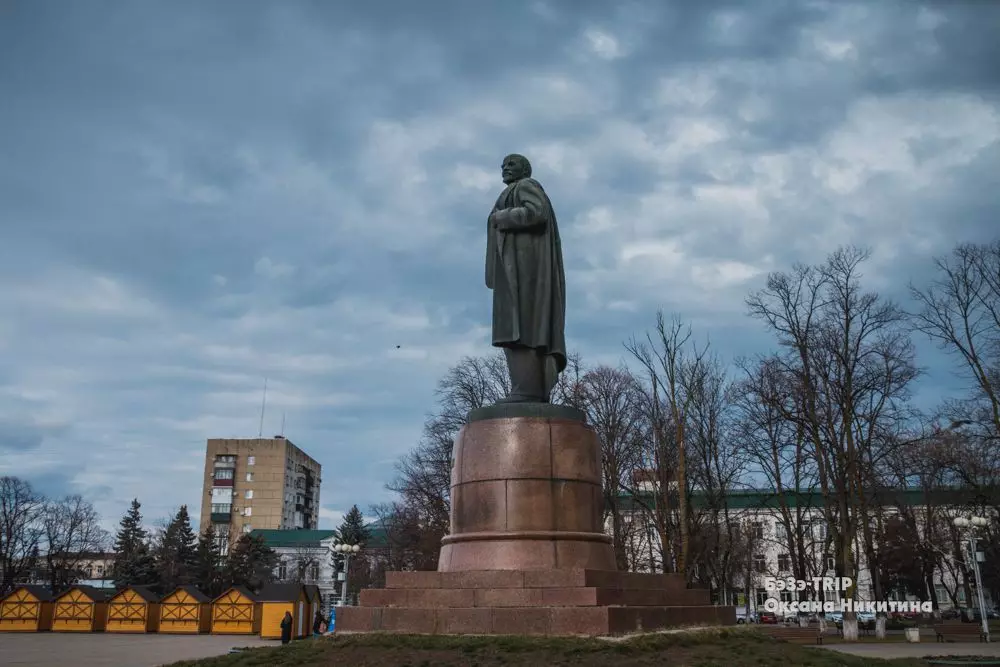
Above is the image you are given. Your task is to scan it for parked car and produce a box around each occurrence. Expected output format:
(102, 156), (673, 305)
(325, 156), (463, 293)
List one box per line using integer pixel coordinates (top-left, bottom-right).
(735, 608), (758, 624)
(971, 607), (1000, 621)
(758, 611), (779, 624)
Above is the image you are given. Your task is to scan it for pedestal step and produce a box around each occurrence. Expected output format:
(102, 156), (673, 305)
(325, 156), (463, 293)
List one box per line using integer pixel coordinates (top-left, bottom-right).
(361, 586), (709, 608)
(386, 569), (695, 591)
(337, 604), (736, 636)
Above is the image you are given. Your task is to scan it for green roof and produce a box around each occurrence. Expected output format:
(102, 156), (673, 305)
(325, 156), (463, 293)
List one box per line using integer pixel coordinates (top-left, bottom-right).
(615, 487), (989, 511)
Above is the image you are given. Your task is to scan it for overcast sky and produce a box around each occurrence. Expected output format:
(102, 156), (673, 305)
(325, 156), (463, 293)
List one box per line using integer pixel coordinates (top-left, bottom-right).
(2, 0), (998, 533)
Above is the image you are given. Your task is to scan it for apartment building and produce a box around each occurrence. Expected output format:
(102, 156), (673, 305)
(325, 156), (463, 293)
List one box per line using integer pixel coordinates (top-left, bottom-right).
(199, 436), (321, 554)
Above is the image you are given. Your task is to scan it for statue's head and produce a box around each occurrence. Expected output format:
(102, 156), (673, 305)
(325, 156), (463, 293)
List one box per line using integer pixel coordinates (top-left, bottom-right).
(501, 154), (532, 184)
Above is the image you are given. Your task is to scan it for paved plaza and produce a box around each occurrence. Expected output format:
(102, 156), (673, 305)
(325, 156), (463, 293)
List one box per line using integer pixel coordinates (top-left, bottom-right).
(822, 641), (1000, 659)
(0, 633), (274, 667)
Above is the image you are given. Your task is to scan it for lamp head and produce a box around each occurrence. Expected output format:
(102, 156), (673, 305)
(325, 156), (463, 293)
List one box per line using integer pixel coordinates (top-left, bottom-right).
(954, 517), (970, 528)
(972, 516), (988, 527)
(352, 544), (361, 553)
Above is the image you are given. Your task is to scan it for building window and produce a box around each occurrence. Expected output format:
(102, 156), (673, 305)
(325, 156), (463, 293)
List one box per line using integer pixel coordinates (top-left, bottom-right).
(310, 562), (319, 581)
(242, 523), (252, 534)
(754, 554), (767, 573)
(775, 522), (787, 542)
(247, 455), (255, 465)
(245, 489), (253, 499)
(214, 468), (234, 480)
(244, 506), (252, 517)
(780, 590), (793, 603)
(752, 522), (764, 540)
(278, 560), (287, 580)
(211, 503), (232, 514)
(246, 472), (254, 482)
(755, 588), (768, 606)
(813, 522), (827, 540)
(825, 555), (835, 571)
(777, 554), (790, 571)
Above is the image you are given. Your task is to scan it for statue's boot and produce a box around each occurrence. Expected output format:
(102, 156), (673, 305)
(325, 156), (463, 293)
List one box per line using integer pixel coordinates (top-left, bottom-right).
(499, 346), (555, 403)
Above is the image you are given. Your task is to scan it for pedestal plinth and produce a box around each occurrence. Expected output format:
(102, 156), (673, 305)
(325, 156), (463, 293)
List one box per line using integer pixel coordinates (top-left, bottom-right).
(438, 403), (616, 572)
(337, 403), (736, 636)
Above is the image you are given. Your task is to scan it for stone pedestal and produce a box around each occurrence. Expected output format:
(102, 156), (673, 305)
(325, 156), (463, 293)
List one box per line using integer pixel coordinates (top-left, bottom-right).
(337, 404), (735, 636)
(439, 403), (615, 572)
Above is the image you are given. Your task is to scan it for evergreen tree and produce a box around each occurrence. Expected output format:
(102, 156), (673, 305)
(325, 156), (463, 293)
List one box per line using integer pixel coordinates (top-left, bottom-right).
(111, 499), (157, 587)
(154, 505), (198, 593)
(224, 534), (278, 592)
(193, 524), (222, 597)
(338, 505), (370, 546)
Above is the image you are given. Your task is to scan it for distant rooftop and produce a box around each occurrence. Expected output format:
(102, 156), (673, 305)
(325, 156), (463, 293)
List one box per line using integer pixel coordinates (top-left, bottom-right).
(251, 521), (388, 549)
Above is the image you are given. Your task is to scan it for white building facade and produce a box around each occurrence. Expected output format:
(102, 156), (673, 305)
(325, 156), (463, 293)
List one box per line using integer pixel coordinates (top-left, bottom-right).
(606, 488), (996, 614)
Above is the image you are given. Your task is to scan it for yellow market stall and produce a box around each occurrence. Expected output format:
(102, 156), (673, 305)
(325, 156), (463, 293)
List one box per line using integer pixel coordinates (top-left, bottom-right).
(106, 586), (160, 633)
(257, 583), (309, 640)
(52, 585), (109, 632)
(211, 586), (260, 635)
(159, 586), (211, 634)
(0, 585), (54, 632)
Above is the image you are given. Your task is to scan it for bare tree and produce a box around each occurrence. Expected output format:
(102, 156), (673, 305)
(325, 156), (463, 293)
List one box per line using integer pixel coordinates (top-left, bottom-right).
(371, 502), (442, 573)
(42, 495), (108, 593)
(735, 357), (828, 625)
(626, 311), (709, 578)
(0, 477), (45, 596)
(577, 365), (645, 569)
(909, 241), (1000, 506)
(685, 355), (748, 598)
(746, 246), (919, 640)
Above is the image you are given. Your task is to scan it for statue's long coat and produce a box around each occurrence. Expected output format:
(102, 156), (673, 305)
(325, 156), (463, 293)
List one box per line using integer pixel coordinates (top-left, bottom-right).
(486, 177), (567, 373)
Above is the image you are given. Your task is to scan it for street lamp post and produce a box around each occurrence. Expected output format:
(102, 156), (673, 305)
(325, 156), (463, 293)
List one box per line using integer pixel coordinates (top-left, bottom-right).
(953, 516), (991, 642)
(330, 542), (361, 607)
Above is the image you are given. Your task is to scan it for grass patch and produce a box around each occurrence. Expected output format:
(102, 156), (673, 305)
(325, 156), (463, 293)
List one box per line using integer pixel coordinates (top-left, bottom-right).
(162, 629), (940, 667)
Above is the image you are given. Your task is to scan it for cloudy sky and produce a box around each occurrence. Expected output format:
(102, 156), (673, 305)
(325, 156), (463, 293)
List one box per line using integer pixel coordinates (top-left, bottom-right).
(2, 0), (998, 532)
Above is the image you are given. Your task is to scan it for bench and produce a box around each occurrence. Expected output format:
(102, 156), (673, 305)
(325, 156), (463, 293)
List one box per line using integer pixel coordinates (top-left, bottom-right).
(759, 626), (824, 645)
(933, 623), (987, 642)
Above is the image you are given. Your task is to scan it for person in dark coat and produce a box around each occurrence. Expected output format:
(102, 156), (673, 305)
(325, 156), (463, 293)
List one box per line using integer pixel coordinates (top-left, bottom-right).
(313, 609), (325, 636)
(280, 611), (293, 644)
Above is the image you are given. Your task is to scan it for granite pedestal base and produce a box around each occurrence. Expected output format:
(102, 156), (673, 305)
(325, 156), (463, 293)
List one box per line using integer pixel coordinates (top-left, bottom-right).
(335, 569), (736, 635)
(338, 405), (735, 636)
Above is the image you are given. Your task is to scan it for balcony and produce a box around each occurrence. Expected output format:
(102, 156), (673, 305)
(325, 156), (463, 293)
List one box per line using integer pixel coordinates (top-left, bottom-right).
(210, 503), (232, 524)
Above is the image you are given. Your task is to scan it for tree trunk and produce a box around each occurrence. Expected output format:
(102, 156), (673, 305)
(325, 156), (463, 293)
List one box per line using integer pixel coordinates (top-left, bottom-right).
(842, 617), (859, 641)
(676, 421), (688, 578)
(875, 615), (886, 639)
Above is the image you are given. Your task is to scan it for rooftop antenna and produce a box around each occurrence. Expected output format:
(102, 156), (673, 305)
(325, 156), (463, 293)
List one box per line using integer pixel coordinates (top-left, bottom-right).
(258, 377), (268, 438)
(280, 412), (286, 437)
